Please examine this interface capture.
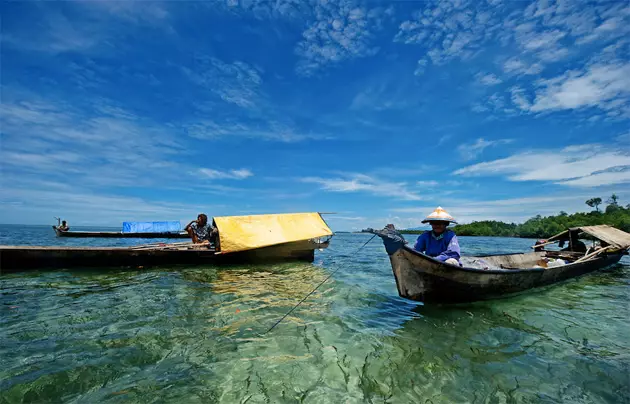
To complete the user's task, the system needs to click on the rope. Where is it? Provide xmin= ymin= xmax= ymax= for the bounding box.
xmin=261 ymin=234 xmax=377 ymax=335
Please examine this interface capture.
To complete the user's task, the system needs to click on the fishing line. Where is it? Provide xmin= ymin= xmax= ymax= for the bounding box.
xmin=261 ymin=233 xmax=378 ymax=335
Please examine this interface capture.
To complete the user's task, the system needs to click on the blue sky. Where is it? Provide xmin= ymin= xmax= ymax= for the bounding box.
xmin=1 ymin=0 xmax=629 ymax=230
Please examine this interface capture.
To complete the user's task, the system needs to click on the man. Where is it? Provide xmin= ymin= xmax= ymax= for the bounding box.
xmin=413 ymin=207 xmax=461 ymax=266
xmin=185 ymin=213 xmax=217 ymax=245
xmin=560 ymin=238 xmax=587 ymax=253
xmin=58 ymin=220 xmax=70 ymax=232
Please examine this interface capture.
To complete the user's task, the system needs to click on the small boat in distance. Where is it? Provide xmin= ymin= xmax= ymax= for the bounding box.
xmin=52 ymin=220 xmax=189 ymax=239
xmin=368 ymin=225 xmax=630 ymax=304
xmin=3 ymin=213 xmax=333 ymax=272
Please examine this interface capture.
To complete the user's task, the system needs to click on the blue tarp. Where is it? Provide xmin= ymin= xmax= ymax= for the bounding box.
xmin=122 ymin=221 xmax=182 ymax=233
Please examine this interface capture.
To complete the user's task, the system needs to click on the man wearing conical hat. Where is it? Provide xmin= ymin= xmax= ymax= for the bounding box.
xmin=413 ymin=207 xmax=461 ymax=266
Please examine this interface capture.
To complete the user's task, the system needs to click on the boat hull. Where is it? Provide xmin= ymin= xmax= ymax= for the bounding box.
xmin=388 ymin=246 xmax=623 ymax=303
xmin=53 ymin=226 xmax=189 ymax=239
xmin=0 ymin=240 xmax=329 ymax=273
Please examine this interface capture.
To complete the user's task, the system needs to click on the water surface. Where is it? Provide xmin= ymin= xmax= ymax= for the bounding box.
xmin=1 ymin=226 xmax=628 ymax=403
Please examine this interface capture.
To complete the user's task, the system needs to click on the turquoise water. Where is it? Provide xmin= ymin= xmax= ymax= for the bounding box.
xmin=1 ymin=225 xmax=629 ymax=403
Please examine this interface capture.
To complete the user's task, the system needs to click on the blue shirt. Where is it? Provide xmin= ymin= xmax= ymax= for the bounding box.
xmin=413 ymin=230 xmax=461 ymax=264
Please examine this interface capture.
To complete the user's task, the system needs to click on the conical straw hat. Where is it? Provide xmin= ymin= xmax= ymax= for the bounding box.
xmin=421 ymin=206 xmax=457 ymax=224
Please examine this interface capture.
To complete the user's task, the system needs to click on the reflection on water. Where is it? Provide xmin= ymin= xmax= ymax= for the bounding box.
xmin=1 ymin=228 xmax=629 ymax=403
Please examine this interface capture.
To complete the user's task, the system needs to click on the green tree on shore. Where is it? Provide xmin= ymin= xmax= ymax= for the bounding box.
xmin=586 ymin=197 xmax=602 ymax=212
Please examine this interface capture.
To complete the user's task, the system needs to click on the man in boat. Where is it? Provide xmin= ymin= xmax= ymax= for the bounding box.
xmin=413 ymin=207 xmax=461 ymax=266
xmin=560 ymin=238 xmax=587 ymax=253
xmin=57 ymin=220 xmax=70 ymax=232
xmin=185 ymin=214 xmax=218 ymax=245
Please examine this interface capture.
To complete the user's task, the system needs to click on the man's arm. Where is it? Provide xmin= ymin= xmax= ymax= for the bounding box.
xmin=435 ymin=235 xmax=461 ymax=262
xmin=184 ymin=220 xmax=196 ymax=231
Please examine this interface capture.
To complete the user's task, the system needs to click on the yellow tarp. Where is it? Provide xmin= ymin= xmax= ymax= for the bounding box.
xmin=214 ymin=212 xmax=333 ymax=254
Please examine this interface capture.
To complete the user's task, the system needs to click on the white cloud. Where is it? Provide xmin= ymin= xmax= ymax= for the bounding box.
xmin=184 ymin=119 xmax=328 ymax=143
xmin=510 ymin=86 xmax=532 ymax=110
xmin=84 ymin=1 xmax=169 ymax=23
xmin=301 ymin=173 xmax=423 ymax=201
xmin=3 ymin=2 xmax=171 ymax=54
xmin=558 ymin=167 xmax=630 ymax=187
xmin=524 ymin=63 xmax=630 ymax=115
xmin=387 ymin=193 xmax=623 ymax=224
xmin=397 ymin=0 xmax=630 ymax=87
xmin=183 ymin=57 xmax=263 ymax=109
xmin=295 ymin=3 xmax=386 ymax=75
xmin=219 ymin=0 xmax=310 ymax=20
xmin=457 ymin=138 xmax=513 ymax=161
xmin=477 ymin=73 xmax=502 ymax=86
xmin=350 ymin=79 xmax=412 ymax=111
xmin=417 ymin=180 xmax=439 ymax=188
xmin=198 ymin=168 xmax=253 ymax=180
xmin=502 ymin=58 xmax=544 ymax=76
xmin=395 ymin=0 xmax=504 ymax=69
xmin=0 ymin=183 xmax=220 ymax=226
xmin=0 ymin=92 xmax=262 ymax=200
xmin=454 ymin=144 xmax=630 ymax=187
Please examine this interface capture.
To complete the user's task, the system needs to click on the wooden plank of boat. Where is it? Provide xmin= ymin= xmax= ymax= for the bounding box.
xmin=0 ymin=239 xmax=331 ymax=273
xmin=53 ymin=226 xmax=189 ymax=239
xmin=368 ymin=227 xmax=627 ymax=304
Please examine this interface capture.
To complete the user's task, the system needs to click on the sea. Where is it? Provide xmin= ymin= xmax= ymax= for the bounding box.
xmin=1 ymin=225 xmax=629 ymax=403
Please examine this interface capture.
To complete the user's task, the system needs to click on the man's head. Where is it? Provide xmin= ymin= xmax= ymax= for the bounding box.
xmin=430 ymin=221 xmax=448 ymax=235
xmin=62 ymin=220 xmax=67 ymax=225
xmin=197 ymin=214 xmax=208 ymax=226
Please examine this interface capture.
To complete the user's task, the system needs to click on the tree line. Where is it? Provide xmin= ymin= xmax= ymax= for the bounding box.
xmin=402 ymin=194 xmax=630 ymax=238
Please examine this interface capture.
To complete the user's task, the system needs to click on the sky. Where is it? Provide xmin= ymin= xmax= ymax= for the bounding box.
xmin=1 ymin=0 xmax=630 ymax=231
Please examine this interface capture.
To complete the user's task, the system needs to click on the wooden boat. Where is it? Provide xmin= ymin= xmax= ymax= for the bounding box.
xmin=369 ymin=225 xmax=630 ymax=304
xmin=2 ymin=213 xmax=333 ymax=273
xmin=0 ymin=239 xmax=330 ymax=273
xmin=53 ymin=226 xmax=190 ymax=238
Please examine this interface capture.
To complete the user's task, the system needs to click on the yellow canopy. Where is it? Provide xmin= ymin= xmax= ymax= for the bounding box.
xmin=213 ymin=212 xmax=333 ymax=254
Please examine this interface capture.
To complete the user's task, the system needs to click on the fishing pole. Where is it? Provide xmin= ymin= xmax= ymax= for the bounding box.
xmin=261 ymin=233 xmax=378 ymax=335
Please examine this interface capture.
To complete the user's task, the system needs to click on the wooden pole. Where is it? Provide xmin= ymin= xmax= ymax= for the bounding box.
xmin=530 ymin=240 xmax=559 ymax=249
xmin=573 ymin=246 xmax=613 ymax=264
xmin=131 ymin=241 xmax=194 ymax=250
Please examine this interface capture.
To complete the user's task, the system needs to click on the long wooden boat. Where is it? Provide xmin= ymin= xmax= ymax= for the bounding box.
xmin=369 ymin=225 xmax=629 ymax=304
xmin=53 ymin=226 xmax=189 ymax=238
xmin=2 ymin=212 xmax=333 ymax=273
xmin=0 ymin=239 xmax=330 ymax=273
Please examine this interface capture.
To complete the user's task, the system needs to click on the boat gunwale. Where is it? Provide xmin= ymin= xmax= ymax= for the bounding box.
xmin=0 ymin=238 xmax=330 ymax=253
xmin=401 ymin=244 xmax=623 ymax=275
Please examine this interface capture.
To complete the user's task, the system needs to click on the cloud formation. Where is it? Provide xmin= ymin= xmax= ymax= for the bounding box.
xmin=477 ymin=73 xmax=503 ymax=86
xmin=525 ymin=62 xmax=630 ymax=117
xmin=457 ymin=138 xmax=513 ymax=161
xmin=198 ymin=168 xmax=253 ymax=180
xmin=301 ymin=173 xmax=423 ymax=201
xmin=454 ymin=144 xmax=630 ymax=187
xmin=183 ymin=57 xmax=263 ymax=109
xmin=295 ymin=2 xmax=391 ymax=76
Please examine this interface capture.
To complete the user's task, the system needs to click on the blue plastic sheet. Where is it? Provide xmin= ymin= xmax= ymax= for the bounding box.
xmin=122 ymin=221 xmax=182 ymax=233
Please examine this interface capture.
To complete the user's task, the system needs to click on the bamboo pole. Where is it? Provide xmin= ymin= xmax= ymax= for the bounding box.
xmin=131 ymin=241 xmax=194 ymax=250
xmin=530 ymin=240 xmax=559 ymax=249
xmin=573 ymin=246 xmax=613 ymax=264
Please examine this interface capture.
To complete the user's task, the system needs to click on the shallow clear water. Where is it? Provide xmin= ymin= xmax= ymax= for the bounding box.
xmin=1 ymin=225 xmax=629 ymax=403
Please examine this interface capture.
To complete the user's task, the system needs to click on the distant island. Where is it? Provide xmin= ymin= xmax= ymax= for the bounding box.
xmin=399 ymin=194 xmax=630 ymax=238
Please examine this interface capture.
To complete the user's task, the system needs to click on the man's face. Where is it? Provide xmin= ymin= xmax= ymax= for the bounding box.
xmin=197 ymin=215 xmax=207 ymax=226
xmin=430 ymin=221 xmax=447 ymax=234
